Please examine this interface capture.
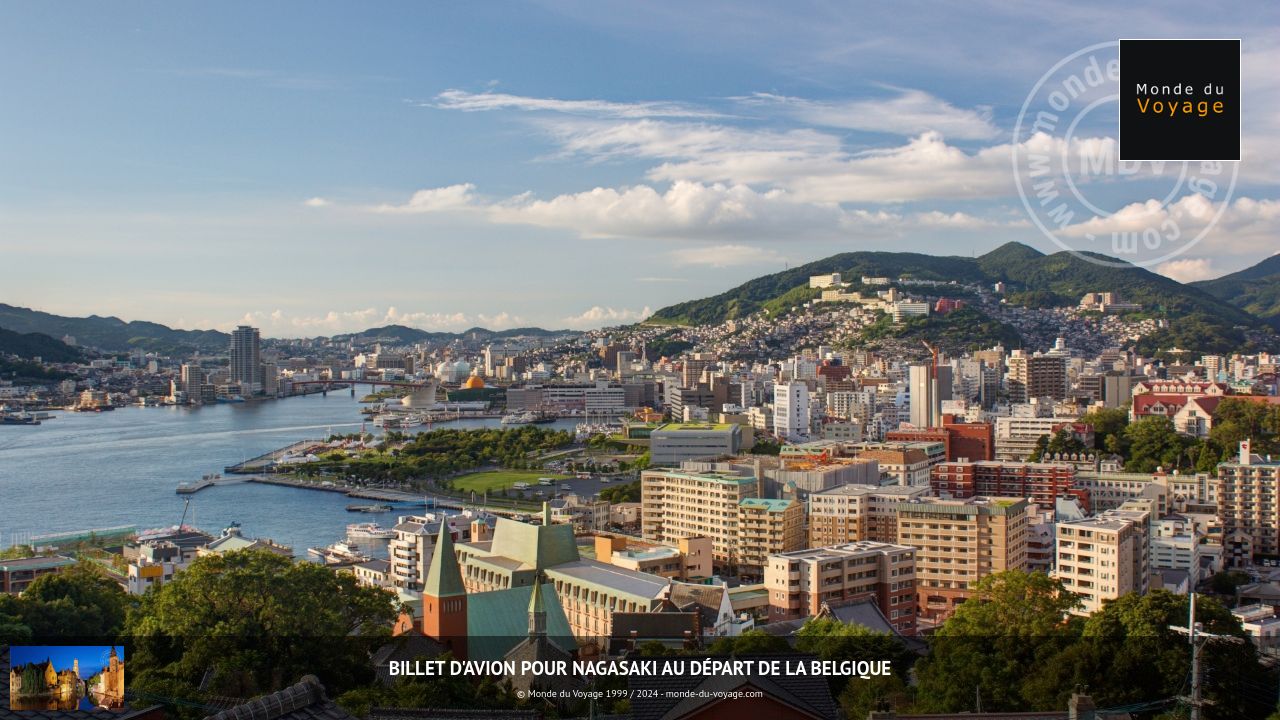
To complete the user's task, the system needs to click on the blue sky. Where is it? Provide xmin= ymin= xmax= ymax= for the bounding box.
xmin=2 ymin=2 xmax=1277 ymax=336
xmin=10 ymin=645 xmax=123 ymax=679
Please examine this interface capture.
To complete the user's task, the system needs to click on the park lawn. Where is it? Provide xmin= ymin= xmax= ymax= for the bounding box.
xmin=452 ymin=470 xmax=572 ymax=493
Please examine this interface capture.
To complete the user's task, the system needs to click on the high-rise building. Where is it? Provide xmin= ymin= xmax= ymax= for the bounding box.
xmin=809 ymin=484 xmax=930 ymax=546
xmin=1054 ymin=508 xmax=1150 ymax=615
xmin=908 ymin=363 xmax=953 ymax=428
xmin=774 ymin=380 xmax=810 ymax=441
xmin=180 ymin=364 xmax=204 ymax=400
xmin=766 ymin=542 xmax=917 ymax=634
xmin=1219 ymin=440 xmax=1280 ymax=564
xmin=641 ymin=466 xmax=803 ymax=575
xmin=1007 ymin=350 xmax=1067 ymax=403
xmin=229 ymin=325 xmax=262 ymax=392
xmin=894 ymin=496 xmax=1029 ymax=621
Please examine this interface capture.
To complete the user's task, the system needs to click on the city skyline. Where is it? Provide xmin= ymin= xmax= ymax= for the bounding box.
xmin=2 ymin=2 xmax=1278 ymax=336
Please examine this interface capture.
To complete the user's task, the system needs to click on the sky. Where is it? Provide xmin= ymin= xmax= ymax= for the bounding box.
xmin=10 ymin=645 xmax=123 ymax=679
xmin=2 ymin=2 xmax=1278 ymax=336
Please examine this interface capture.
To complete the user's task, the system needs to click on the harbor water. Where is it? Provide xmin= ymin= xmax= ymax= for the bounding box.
xmin=0 ymin=393 xmax=577 ymax=556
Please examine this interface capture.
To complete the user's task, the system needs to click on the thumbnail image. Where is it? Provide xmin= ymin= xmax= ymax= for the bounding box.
xmin=8 ymin=645 xmax=126 ymax=711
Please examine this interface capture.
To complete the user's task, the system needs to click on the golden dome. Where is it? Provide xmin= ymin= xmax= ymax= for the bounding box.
xmin=463 ymin=376 xmax=485 ymax=389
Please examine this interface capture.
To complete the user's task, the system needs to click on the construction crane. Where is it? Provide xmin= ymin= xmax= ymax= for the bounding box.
xmin=921 ymin=340 xmax=939 ymax=377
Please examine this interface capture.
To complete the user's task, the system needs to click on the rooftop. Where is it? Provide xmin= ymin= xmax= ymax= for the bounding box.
xmin=772 ymin=541 xmax=913 ymax=562
xmin=544 ymin=558 xmax=670 ymax=600
xmin=0 ymin=555 xmax=78 ymax=572
xmin=738 ymin=498 xmax=794 ymax=512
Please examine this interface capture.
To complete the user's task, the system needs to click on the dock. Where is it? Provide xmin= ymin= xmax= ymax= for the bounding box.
xmin=224 ymin=440 xmax=318 ymax=474
xmin=176 ymin=475 xmax=253 ymax=494
xmin=244 ymin=476 xmax=531 ymax=518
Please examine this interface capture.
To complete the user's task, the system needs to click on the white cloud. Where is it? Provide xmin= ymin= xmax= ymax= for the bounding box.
xmin=669 ymin=244 xmax=786 ymax=268
xmin=372 ymin=183 xmax=477 ymax=214
xmin=740 ymin=89 xmax=998 ymax=140
xmin=302 ymin=197 xmax=330 ymax=208
xmin=562 ymin=305 xmax=653 ymax=328
xmin=488 ymin=180 xmax=847 ymax=240
xmin=428 ymin=89 xmax=722 ymax=119
xmin=1156 ymin=258 xmax=1216 ymax=283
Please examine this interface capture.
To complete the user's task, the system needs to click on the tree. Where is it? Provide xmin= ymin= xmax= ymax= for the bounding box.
xmin=128 ymin=549 xmax=398 ymax=712
xmin=914 ymin=571 xmax=1082 ymax=713
xmin=1123 ymin=416 xmax=1189 ymax=472
xmin=1210 ymin=398 xmax=1280 ymax=458
xmin=1056 ymin=591 xmax=1273 ymax=720
xmin=0 ymin=562 xmax=132 ymax=640
xmin=1079 ymin=407 xmax=1129 ymax=451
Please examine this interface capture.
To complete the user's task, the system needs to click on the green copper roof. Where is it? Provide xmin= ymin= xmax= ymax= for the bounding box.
xmin=467 ymin=582 xmax=575 ymax=662
xmin=423 ymin=523 xmax=465 ymax=598
xmin=488 ymin=516 xmax=580 ymax=570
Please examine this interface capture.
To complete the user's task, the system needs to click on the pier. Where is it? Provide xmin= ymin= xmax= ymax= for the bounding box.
xmin=244 ymin=476 xmax=531 ymax=518
xmin=224 ymin=440 xmax=318 ymax=474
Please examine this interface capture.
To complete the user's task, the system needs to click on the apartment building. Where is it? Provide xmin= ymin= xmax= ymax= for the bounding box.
xmin=766 ymin=541 xmax=917 ymax=634
xmin=994 ymin=416 xmax=1090 ymax=462
xmin=1054 ymin=508 xmax=1150 ymax=615
xmin=808 ymin=484 xmax=930 ymax=547
xmin=852 ymin=441 xmax=944 ymax=486
xmin=641 ymin=466 xmax=802 ymax=574
xmin=737 ymin=498 xmax=805 ymax=574
xmin=930 ymin=461 xmax=1087 ymax=509
xmin=893 ymin=496 xmax=1029 ymax=622
xmin=1218 ymin=441 xmax=1280 ymax=563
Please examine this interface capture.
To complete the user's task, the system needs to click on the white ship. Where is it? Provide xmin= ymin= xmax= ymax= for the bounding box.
xmin=346 ymin=522 xmax=395 ymax=540
xmin=501 ymin=410 xmax=538 ymax=425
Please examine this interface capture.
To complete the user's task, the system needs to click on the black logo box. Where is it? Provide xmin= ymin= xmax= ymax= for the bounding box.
xmin=1119 ymin=39 xmax=1240 ymax=162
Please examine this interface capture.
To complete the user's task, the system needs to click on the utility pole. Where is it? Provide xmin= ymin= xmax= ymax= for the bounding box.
xmin=1169 ymin=591 xmax=1242 ymax=720
xmin=1189 ymin=592 xmax=1201 ymax=720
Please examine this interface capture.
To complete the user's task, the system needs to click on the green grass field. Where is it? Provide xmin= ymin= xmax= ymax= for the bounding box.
xmin=451 ymin=470 xmax=571 ymax=493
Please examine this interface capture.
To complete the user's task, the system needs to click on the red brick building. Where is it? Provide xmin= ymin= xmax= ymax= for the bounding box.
xmin=886 ymin=414 xmax=994 ymax=462
xmin=930 ymin=460 xmax=1089 ymax=511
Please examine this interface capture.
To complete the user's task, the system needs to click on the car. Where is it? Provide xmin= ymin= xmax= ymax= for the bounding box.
xmin=560 ymin=484 xmax=572 ymax=490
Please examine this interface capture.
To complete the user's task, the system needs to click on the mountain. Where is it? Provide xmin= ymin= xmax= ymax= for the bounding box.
xmin=1192 ymin=254 xmax=1280 ymax=327
xmin=0 ymin=327 xmax=84 ymax=363
xmin=341 ymin=325 xmax=575 ymax=345
xmin=649 ymin=249 xmax=990 ymax=326
xmin=0 ymin=304 xmax=229 ymax=354
xmin=649 ymin=242 xmax=1265 ymax=353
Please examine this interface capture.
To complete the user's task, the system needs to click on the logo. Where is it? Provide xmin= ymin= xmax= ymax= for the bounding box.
xmin=1012 ymin=41 xmax=1238 ymax=269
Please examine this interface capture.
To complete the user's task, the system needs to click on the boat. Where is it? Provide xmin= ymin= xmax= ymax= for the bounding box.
xmin=531 ymin=411 xmax=558 ymax=424
xmin=307 ymin=541 xmax=371 ymax=565
xmin=346 ymin=504 xmax=393 ymax=513
xmin=346 ymin=522 xmax=395 ymax=540
xmin=501 ymin=410 xmax=538 ymax=425
xmin=0 ymin=412 xmax=40 ymax=426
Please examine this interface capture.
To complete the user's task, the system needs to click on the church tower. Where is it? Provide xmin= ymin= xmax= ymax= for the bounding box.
xmin=421 ymin=522 xmax=468 ymax=659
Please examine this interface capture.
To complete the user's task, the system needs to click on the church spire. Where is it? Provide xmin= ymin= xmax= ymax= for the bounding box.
xmin=423 ymin=521 xmax=465 ymax=598
xmin=528 ymin=574 xmax=547 ymax=638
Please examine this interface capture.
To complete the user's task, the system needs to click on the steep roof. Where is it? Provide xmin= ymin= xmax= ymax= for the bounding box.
xmin=487 ymin=516 xmax=579 ymax=570
xmin=422 ymin=524 xmax=465 ymax=598
xmin=201 ymin=675 xmax=354 ymax=720
xmin=466 ymin=582 xmax=576 ymax=662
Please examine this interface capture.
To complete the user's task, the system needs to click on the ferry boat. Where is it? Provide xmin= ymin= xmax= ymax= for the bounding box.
xmin=345 ymin=503 xmax=393 ymax=513
xmin=0 ymin=412 xmax=40 ymax=425
xmin=346 ymin=522 xmax=395 ymax=540
xmin=501 ymin=410 xmax=538 ymax=425
xmin=307 ymin=541 xmax=371 ymax=565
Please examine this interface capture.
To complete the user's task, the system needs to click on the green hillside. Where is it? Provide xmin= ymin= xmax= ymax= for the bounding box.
xmin=1192 ymin=254 xmax=1280 ymax=326
xmin=0 ymin=327 xmax=85 ymax=363
xmin=0 ymin=304 xmax=228 ymax=354
xmin=649 ymin=242 xmax=1265 ymax=352
xmin=648 ymin=250 xmax=988 ymax=325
